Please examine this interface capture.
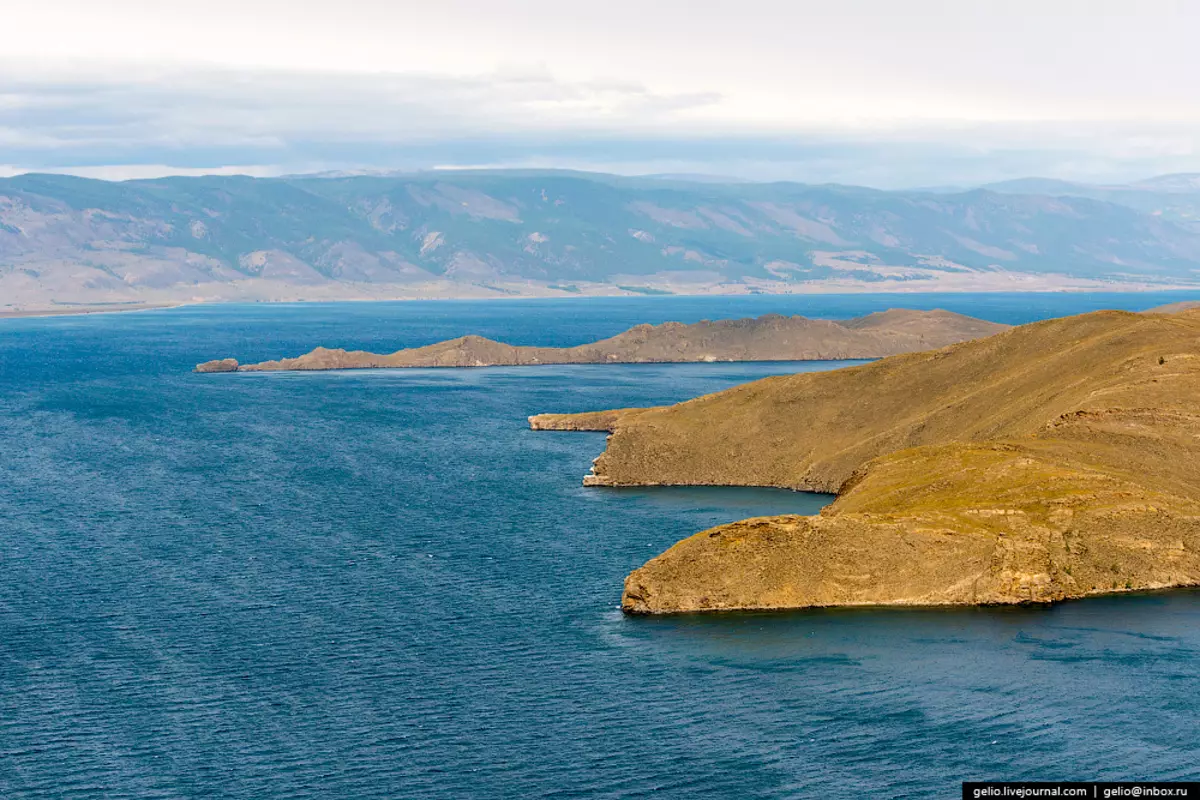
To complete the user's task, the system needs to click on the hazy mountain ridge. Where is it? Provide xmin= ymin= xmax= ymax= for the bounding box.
xmin=4 ymin=170 xmax=1200 ymax=308
xmin=983 ymin=172 xmax=1200 ymax=231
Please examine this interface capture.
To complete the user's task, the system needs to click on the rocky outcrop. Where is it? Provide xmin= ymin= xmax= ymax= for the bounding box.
xmin=195 ymin=310 xmax=1009 ymax=373
xmin=195 ymin=358 xmax=239 ymax=373
xmin=527 ymin=409 xmax=651 ymax=432
xmin=535 ymin=308 xmax=1200 ymax=613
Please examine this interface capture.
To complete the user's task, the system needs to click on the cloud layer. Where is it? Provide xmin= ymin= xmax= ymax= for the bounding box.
xmin=6 ymin=0 xmax=1200 ymax=190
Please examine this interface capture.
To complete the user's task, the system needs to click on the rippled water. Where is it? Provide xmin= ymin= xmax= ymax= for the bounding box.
xmin=2 ymin=293 xmax=1199 ymax=798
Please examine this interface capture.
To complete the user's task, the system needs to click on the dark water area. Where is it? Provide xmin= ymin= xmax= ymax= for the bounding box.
xmin=1 ymin=293 xmax=1198 ymax=798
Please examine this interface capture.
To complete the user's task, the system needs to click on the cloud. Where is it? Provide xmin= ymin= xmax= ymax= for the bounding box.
xmin=0 ymin=62 xmax=722 ymax=150
xmin=2 ymin=60 xmax=1200 ymax=187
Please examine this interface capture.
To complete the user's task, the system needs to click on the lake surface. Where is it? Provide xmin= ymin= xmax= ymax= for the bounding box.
xmin=2 ymin=292 xmax=1199 ymax=798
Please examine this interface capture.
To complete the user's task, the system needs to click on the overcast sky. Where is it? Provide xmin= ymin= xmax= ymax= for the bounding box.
xmin=4 ymin=0 xmax=1200 ymax=186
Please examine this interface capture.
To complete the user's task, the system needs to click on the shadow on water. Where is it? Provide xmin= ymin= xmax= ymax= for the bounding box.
xmin=592 ymin=485 xmax=835 ymax=517
xmin=611 ymin=589 xmax=1200 ymax=661
xmin=618 ymin=585 xmax=1200 ymax=630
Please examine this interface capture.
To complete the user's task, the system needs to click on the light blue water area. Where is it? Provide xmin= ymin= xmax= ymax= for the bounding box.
xmin=1 ymin=293 xmax=1198 ymax=798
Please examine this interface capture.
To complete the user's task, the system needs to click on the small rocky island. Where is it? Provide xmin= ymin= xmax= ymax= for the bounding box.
xmin=531 ymin=307 xmax=1200 ymax=614
xmin=194 ymin=309 xmax=1007 ymax=372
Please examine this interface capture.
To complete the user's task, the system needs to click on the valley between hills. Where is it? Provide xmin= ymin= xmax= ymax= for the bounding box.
xmin=531 ymin=305 xmax=1200 ymax=614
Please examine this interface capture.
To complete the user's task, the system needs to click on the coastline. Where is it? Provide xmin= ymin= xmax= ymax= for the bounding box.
xmin=533 ymin=308 xmax=1200 ymax=615
xmin=195 ymin=310 xmax=1007 ymax=373
xmin=3 ymin=288 xmax=1199 ymax=321
xmin=3 ymin=291 xmax=1197 ymax=327
xmin=0 ymin=303 xmax=184 ymax=320
xmin=2 ymin=281 xmax=1199 ymax=317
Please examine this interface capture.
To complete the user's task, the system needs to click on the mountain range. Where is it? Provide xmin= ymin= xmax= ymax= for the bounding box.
xmin=4 ymin=170 xmax=1200 ymax=309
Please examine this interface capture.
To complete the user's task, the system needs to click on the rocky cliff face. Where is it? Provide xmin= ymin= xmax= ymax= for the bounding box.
xmin=534 ymin=308 xmax=1200 ymax=613
xmin=195 ymin=309 xmax=1008 ymax=373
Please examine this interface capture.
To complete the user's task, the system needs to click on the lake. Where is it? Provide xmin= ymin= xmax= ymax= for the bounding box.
xmin=1 ymin=292 xmax=1198 ymax=798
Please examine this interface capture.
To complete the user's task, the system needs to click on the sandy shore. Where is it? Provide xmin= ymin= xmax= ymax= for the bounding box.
xmin=0 ymin=303 xmax=183 ymax=319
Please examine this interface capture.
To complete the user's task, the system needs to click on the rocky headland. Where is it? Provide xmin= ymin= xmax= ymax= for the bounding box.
xmin=530 ymin=307 xmax=1200 ymax=614
xmin=194 ymin=309 xmax=1007 ymax=372
xmin=1146 ymin=300 xmax=1200 ymax=314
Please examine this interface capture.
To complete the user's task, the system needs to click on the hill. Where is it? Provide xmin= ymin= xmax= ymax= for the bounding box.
xmin=983 ymin=173 xmax=1200 ymax=232
xmin=530 ymin=308 xmax=1200 ymax=613
xmin=6 ymin=170 xmax=1200 ymax=309
xmin=194 ymin=309 xmax=1007 ymax=372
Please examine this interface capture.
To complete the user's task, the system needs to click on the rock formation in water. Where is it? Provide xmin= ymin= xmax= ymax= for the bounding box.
xmin=530 ymin=307 xmax=1200 ymax=614
xmin=194 ymin=310 xmax=1008 ymax=372
xmin=194 ymin=358 xmax=239 ymax=373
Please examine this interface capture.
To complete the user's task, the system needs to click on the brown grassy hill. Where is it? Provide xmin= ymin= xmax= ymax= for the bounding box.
xmin=194 ymin=310 xmax=1006 ymax=372
xmin=530 ymin=308 xmax=1200 ymax=613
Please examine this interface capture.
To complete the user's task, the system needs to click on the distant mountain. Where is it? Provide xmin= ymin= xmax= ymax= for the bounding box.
xmin=4 ymin=170 xmax=1200 ymax=309
xmin=1130 ymin=174 xmax=1200 ymax=192
xmin=980 ymin=178 xmax=1096 ymax=195
xmin=982 ymin=173 xmax=1200 ymax=231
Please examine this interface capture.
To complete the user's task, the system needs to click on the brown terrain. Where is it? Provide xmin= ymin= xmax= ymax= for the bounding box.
xmin=193 ymin=309 xmax=1007 ymax=372
xmin=530 ymin=307 xmax=1200 ymax=614
xmin=1147 ymin=300 xmax=1200 ymax=314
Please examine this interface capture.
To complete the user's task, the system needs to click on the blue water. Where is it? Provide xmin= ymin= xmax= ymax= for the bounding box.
xmin=1 ymin=292 xmax=1199 ymax=799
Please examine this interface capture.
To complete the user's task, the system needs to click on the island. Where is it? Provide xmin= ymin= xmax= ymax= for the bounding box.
xmin=530 ymin=307 xmax=1200 ymax=613
xmin=193 ymin=309 xmax=1008 ymax=372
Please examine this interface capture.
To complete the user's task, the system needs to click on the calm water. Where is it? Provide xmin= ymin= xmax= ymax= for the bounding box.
xmin=1 ymin=292 xmax=1199 ymax=798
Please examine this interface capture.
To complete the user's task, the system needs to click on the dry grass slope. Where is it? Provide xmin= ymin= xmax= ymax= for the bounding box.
xmin=531 ymin=308 xmax=1200 ymax=613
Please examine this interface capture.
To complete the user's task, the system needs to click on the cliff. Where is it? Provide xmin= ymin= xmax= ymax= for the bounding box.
xmin=531 ymin=308 xmax=1200 ymax=613
xmin=195 ymin=309 xmax=1008 ymax=372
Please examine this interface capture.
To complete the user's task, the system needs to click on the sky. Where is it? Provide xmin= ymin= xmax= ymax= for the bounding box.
xmin=4 ymin=0 xmax=1200 ymax=186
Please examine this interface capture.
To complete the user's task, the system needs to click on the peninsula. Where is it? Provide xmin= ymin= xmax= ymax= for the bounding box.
xmin=194 ymin=309 xmax=1007 ymax=372
xmin=531 ymin=307 xmax=1200 ymax=613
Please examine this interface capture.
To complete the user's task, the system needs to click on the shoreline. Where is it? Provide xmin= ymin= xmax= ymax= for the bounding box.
xmin=193 ymin=310 xmax=1009 ymax=373
xmin=4 ymin=290 xmax=1199 ymax=322
xmin=532 ymin=307 xmax=1200 ymax=615
xmin=0 ymin=303 xmax=184 ymax=320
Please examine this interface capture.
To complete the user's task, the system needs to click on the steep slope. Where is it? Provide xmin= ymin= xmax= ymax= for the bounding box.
xmin=194 ymin=310 xmax=1008 ymax=372
xmin=531 ymin=308 xmax=1200 ymax=612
